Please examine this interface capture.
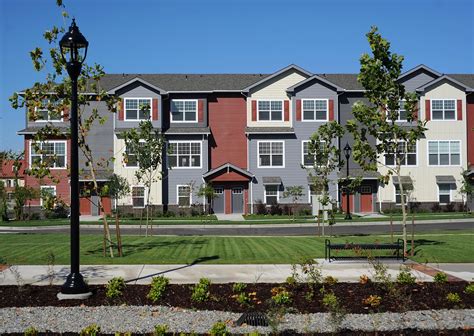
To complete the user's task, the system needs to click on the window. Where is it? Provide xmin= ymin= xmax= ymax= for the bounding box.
xmin=171 ymin=100 xmax=197 ymax=122
xmin=438 ymin=184 xmax=451 ymax=204
xmin=168 ymin=142 xmax=201 ymax=168
xmin=7 ymin=192 xmax=14 ymax=201
xmin=394 ymin=184 xmax=408 ymax=205
xmin=302 ymin=99 xmax=328 ymax=121
xmin=265 ymin=185 xmax=278 ymax=204
xmin=30 ymin=141 xmax=66 ymax=168
xmin=308 ymin=185 xmax=322 ymax=202
xmin=35 ymin=99 xmax=62 ymax=122
xmin=431 ymin=99 xmax=456 ymax=120
xmin=177 ymin=185 xmax=191 ymax=206
xmin=124 ymin=98 xmax=151 ymax=121
xmin=302 ymin=141 xmax=326 ymax=167
xmin=40 ymin=186 xmax=56 ymax=207
xmin=388 ymin=100 xmax=407 ymax=121
xmin=132 ymin=186 xmax=145 ymax=208
xmin=232 ymin=187 xmax=243 ymax=194
xmin=258 ymin=100 xmax=283 ymax=121
xmin=258 ymin=141 xmax=284 ymax=167
xmin=428 ymin=141 xmax=460 ymax=166
xmin=124 ymin=145 xmax=138 ymax=167
xmin=384 ymin=141 xmax=417 ymax=166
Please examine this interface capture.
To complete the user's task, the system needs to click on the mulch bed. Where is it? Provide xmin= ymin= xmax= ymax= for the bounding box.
xmin=1 ymin=282 xmax=472 ymax=314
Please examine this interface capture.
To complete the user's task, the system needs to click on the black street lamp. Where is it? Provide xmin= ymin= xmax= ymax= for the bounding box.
xmin=58 ymin=19 xmax=91 ymax=298
xmin=343 ymin=143 xmax=352 ymax=220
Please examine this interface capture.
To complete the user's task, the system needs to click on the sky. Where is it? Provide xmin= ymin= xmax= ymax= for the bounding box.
xmin=0 ymin=0 xmax=473 ymax=152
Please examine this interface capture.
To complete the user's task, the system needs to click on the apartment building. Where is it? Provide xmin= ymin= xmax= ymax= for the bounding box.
xmin=18 ymin=64 xmax=474 ymax=215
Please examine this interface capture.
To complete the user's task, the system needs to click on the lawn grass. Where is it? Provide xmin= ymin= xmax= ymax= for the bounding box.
xmin=0 ymin=231 xmax=472 ymax=265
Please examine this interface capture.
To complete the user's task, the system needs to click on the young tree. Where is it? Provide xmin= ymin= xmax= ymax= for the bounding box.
xmin=346 ymin=27 xmax=426 ymax=256
xmin=197 ymin=183 xmax=216 ymax=215
xmin=282 ymin=185 xmax=304 ymax=221
xmin=460 ymin=170 xmax=473 ymax=213
xmin=0 ymin=181 xmax=8 ymax=221
xmin=106 ymin=173 xmax=130 ymax=256
xmin=123 ymin=119 xmax=165 ymax=236
xmin=306 ymin=121 xmax=345 ymax=236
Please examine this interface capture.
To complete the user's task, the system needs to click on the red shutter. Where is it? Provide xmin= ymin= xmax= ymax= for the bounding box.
xmin=296 ymin=99 xmax=301 ymax=121
xmin=251 ymin=100 xmax=257 ymax=121
xmin=328 ymin=99 xmax=334 ymax=121
xmin=118 ymin=99 xmax=124 ymax=120
xmin=284 ymin=100 xmax=289 ymax=121
xmin=152 ymin=98 xmax=158 ymax=120
xmin=457 ymin=99 xmax=463 ymax=120
xmin=425 ymin=99 xmax=430 ymax=121
xmin=198 ymin=100 xmax=204 ymax=122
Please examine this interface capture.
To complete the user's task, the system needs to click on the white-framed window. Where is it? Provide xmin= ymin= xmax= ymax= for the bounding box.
xmin=30 ymin=141 xmax=67 ymax=169
xmin=124 ymin=98 xmax=151 ymax=121
xmin=264 ymin=185 xmax=279 ymax=204
xmin=308 ymin=184 xmax=322 ymax=203
xmin=214 ymin=187 xmax=224 ymax=194
xmin=428 ymin=141 xmax=461 ymax=166
xmin=394 ymin=184 xmax=408 ymax=205
xmin=168 ymin=141 xmax=202 ymax=168
xmin=438 ymin=183 xmax=451 ymax=204
xmin=177 ymin=185 xmax=192 ymax=207
xmin=131 ymin=186 xmax=146 ymax=208
xmin=124 ymin=145 xmax=138 ymax=168
xmin=301 ymin=140 xmax=326 ymax=167
xmin=232 ymin=187 xmax=243 ymax=194
xmin=302 ymin=99 xmax=328 ymax=121
xmin=387 ymin=100 xmax=407 ymax=122
xmin=431 ymin=99 xmax=456 ymax=120
xmin=171 ymin=99 xmax=198 ymax=122
xmin=258 ymin=141 xmax=284 ymax=168
xmin=35 ymin=98 xmax=63 ymax=122
xmin=40 ymin=186 xmax=56 ymax=207
xmin=258 ymin=100 xmax=283 ymax=121
xmin=384 ymin=141 xmax=417 ymax=166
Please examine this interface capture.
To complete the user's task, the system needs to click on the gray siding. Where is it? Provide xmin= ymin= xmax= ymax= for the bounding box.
xmin=399 ymin=69 xmax=437 ymax=93
xmin=116 ymin=85 xmax=162 ymax=130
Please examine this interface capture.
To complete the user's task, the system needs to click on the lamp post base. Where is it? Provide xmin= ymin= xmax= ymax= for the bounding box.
xmin=344 ymin=213 xmax=352 ymax=220
xmin=58 ymin=272 xmax=92 ymax=300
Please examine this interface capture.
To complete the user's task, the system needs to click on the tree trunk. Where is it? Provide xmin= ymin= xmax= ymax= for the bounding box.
xmin=115 ymin=212 xmax=123 ymax=257
xmin=398 ymin=171 xmax=408 ymax=257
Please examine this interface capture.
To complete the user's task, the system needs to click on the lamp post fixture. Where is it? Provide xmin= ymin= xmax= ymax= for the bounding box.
xmin=343 ymin=143 xmax=352 ymax=220
xmin=58 ymin=19 xmax=91 ymax=298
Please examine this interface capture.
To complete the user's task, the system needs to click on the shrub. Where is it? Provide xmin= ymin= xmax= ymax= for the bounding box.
xmin=323 ymin=276 xmax=339 ymax=285
xmin=359 ymin=274 xmax=371 ymax=285
xmin=298 ymin=208 xmax=312 ymax=216
xmin=24 ymin=326 xmax=39 ymax=336
xmin=283 ymin=205 xmax=291 ymax=216
xmin=80 ymin=324 xmax=101 ymax=336
xmin=232 ymin=291 xmax=252 ymax=305
xmin=269 ymin=202 xmax=282 ymax=215
xmin=164 ymin=211 xmax=175 ymax=217
xmin=285 ymin=276 xmax=297 ymax=286
xmin=445 ymin=202 xmax=455 ymax=212
xmin=464 ymin=283 xmax=474 ymax=295
xmin=255 ymin=200 xmax=267 ymax=215
xmin=191 ymin=278 xmax=211 ymax=302
xmin=431 ymin=203 xmax=442 ymax=212
xmin=147 ymin=276 xmax=170 ymax=302
xmin=105 ymin=277 xmax=126 ymax=299
xmin=322 ymin=292 xmax=339 ymax=311
xmin=396 ymin=268 xmax=416 ymax=285
xmin=28 ymin=212 xmax=41 ymax=220
xmin=153 ymin=324 xmax=168 ymax=336
xmin=232 ymin=282 xmax=247 ymax=293
xmin=446 ymin=292 xmax=461 ymax=304
xmin=433 ymin=272 xmax=448 ymax=284
xmin=114 ymin=333 xmax=132 ymax=336
xmin=209 ymin=321 xmax=229 ymax=336
xmin=363 ymin=295 xmax=382 ymax=308
xmin=271 ymin=286 xmax=291 ymax=305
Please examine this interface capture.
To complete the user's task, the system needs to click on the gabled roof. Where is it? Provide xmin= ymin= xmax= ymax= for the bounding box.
xmin=107 ymin=77 xmax=167 ymax=94
xmin=286 ymin=74 xmax=344 ymax=93
xmin=202 ymin=163 xmax=253 ymax=179
xmin=242 ymin=64 xmax=312 ymax=93
xmin=415 ymin=74 xmax=474 ymax=93
xmin=398 ymin=64 xmax=442 ymax=80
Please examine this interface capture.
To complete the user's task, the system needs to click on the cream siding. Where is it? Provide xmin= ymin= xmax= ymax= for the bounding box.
xmin=378 ymin=80 xmax=467 ymax=205
xmin=247 ymin=71 xmax=308 ymax=128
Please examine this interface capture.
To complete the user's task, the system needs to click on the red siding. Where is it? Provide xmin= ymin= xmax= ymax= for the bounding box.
xmin=100 ymin=196 xmax=112 ymax=214
xmin=80 ymin=197 xmax=91 ymax=215
xmin=467 ymin=95 xmax=474 ymax=166
xmin=457 ymin=99 xmax=463 ymax=121
xmin=284 ymin=101 xmax=289 ymax=121
xmin=209 ymin=171 xmax=250 ymax=182
xmin=118 ymin=99 xmax=124 ymax=120
xmin=208 ymin=95 xmax=248 ymax=169
xmin=225 ymin=188 xmax=232 ymax=214
xmin=328 ymin=99 xmax=334 ymax=121
xmin=198 ymin=100 xmax=204 ymax=122
xmin=425 ymin=99 xmax=430 ymax=121
xmin=251 ymin=100 xmax=257 ymax=121
xmin=413 ymin=101 xmax=419 ymax=120
xmin=152 ymin=98 xmax=158 ymax=120
xmin=296 ymin=99 xmax=301 ymax=121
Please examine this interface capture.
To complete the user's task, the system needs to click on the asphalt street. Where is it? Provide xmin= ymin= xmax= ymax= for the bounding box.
xmin=0 ymin=221 xmax=472 ymax=236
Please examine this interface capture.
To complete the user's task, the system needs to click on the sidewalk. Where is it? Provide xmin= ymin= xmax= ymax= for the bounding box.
xmin=1 ymin=260 xmax=472 ymax=286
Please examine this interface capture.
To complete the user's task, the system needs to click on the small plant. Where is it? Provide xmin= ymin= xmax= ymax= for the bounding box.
xmin=464 ymin=283 xmax=474 ymax=294
xmin=433 ymin=272 xmax=448 ymax=284
xmin=191 ymin=278 xmax=211 ymax=302
xmin=285 ymin=275 xmax=296 ymax=286
xmin=271 ymin=286 xmax=292 ymax=305
xmin=147 ymin=276 xmax=169 ymax=302
xmin=209 ymin=321 xmax=229 ymax=336
xmin=322 ymin=291 xmax=339 ymax=311
xmin=363 ymin=294 xmax=382 ymax=308
xmin=153 ymin=324 xmax=168 ymax=336
xmin=369 ymin=258 xmax=394 ymax=294
xmin=24 ymin=326 xmax=39 ymax=336
xmin=45 ymin=250 xmax=56 ymax=286
xmin=80 ymin=324 xmax=101 ymax=336
xmin=323 ymin=275 xmax=339 ymax=285
xmin=359 ymin=274 xmax=371 ymax=285
xmin=114 ymin=333 xmax=132 ymax=336
xmin=9 ymin=264 xmax=24 ymax=290
xmin=105 ymin=277 xmax=126 ymax=299
xmin=396 ymin=267 xmax=416 ymax=285
xmin=232 ymin=282 xmax=247 ymax=293
xmin=446 ymin=292 xmax=461 ymax=304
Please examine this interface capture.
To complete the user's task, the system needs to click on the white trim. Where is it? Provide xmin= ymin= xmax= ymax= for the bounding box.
xmin=256 ymin=99 xmax=284 ymax=122
xmin=123 ymin=140 xmax=146 ymax=169
xmin=29 ymin=140 xmax=67 ymax=170
xmin=430 ymin=99 xmax=457 ymax=121
xmin=384 ymin=140 xmax=418 ymax=167
xmin=257 ymin=140 xmax=285 ymax=168
xmin=176 ymin=184 xmax=192 ymax=207
xmin=168 ymin=140 xmax=203 ymax=169
xmin=123 ymin=97 xmax=152 ymax=121
xmin=437 ymin=183 xmax=452 ymax=205
xmin=301 ymin=98 xmax=329 ymax=122
xmin=170 ymin=99 xmax=198 ymax=123
xmin=264 ymin=184 xmax=279 ymax=204
xmin=40 ymin=185 xmax=56 ymax=207
xmin=131 ymin=185 xmax=146 ymax=208
xmin=427 ymin=140 xmax=462 ymax=167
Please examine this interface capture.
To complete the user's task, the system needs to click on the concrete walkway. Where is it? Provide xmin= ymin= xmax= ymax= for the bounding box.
xmin=1 ymin=260 xmax=472 ymax=286
xmin=214 ymin=213 xmax=244 ymax=221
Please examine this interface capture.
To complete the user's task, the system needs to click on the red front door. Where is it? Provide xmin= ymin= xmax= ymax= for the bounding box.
xmin=360 ymin=186 xmax=373 ymax=213
xmin=341 ymin=192 xmax=354 ymax=213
